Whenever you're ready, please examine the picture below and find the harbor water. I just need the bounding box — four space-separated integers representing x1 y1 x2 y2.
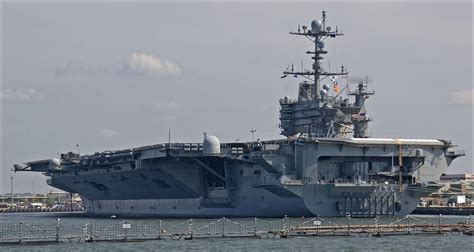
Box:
1 212 473 251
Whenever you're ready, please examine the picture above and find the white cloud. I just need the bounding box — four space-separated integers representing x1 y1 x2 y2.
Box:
125 53 181 76
450 89 473 105
56 53 181 77
152 100 179 110
0 88 45 102
97 128 120 138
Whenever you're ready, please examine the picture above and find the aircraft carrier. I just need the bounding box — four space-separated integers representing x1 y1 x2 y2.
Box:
14 12 464 217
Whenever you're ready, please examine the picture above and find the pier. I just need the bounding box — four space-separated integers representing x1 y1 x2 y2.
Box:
1 215 472 245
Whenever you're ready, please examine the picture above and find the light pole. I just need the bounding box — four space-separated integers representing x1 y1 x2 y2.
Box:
250 129 256 148
250 129 256 143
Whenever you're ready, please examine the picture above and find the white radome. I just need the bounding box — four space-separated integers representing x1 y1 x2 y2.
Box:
49 158 62 170
203 135 221 155
311 19 322 32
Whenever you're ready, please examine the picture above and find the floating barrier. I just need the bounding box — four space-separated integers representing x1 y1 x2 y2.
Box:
0 215 472 245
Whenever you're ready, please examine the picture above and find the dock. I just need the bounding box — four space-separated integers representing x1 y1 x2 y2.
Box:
0 206 84 213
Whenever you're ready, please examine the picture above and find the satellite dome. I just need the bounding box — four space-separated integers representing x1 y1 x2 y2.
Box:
203 135 221 155
323 84 330 91
311 19 322 32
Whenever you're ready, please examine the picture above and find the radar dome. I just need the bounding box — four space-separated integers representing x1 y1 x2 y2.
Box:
311 19 322 32
49 158 62 170
203 135 221 155
320 89 328 97
51 158 61 166
323 84 330 91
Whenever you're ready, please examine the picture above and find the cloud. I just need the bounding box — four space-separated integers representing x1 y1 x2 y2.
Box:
152 100 179 110
56 53 181 77
0 88 45 101
55 61 117 76
124 53 182 76
450 89 473 105
97 128 120 138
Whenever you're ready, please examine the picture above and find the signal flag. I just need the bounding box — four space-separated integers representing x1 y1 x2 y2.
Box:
333 83 340 93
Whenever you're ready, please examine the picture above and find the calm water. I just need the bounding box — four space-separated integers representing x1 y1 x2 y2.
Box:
1 212 473 251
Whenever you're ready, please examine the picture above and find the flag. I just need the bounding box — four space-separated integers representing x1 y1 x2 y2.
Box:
333 83 340 93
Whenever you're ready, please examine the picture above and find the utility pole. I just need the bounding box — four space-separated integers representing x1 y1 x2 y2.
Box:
10 176 14 206
1 179 4 203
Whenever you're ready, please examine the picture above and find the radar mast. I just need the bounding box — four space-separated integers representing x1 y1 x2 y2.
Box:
283 11 348 106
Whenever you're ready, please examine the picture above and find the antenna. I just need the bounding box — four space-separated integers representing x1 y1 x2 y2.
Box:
168 128 171 147
349 76 373 85
322 10 326 30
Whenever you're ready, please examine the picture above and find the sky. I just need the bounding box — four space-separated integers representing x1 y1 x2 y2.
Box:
1 2 472 194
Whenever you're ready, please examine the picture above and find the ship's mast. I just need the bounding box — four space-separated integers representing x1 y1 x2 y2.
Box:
284 11 348 106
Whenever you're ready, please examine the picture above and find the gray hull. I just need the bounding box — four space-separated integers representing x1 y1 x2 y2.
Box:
40 137 458 217
80 198 311 218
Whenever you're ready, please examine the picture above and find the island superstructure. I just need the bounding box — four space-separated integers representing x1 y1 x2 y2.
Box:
14 12 464 217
